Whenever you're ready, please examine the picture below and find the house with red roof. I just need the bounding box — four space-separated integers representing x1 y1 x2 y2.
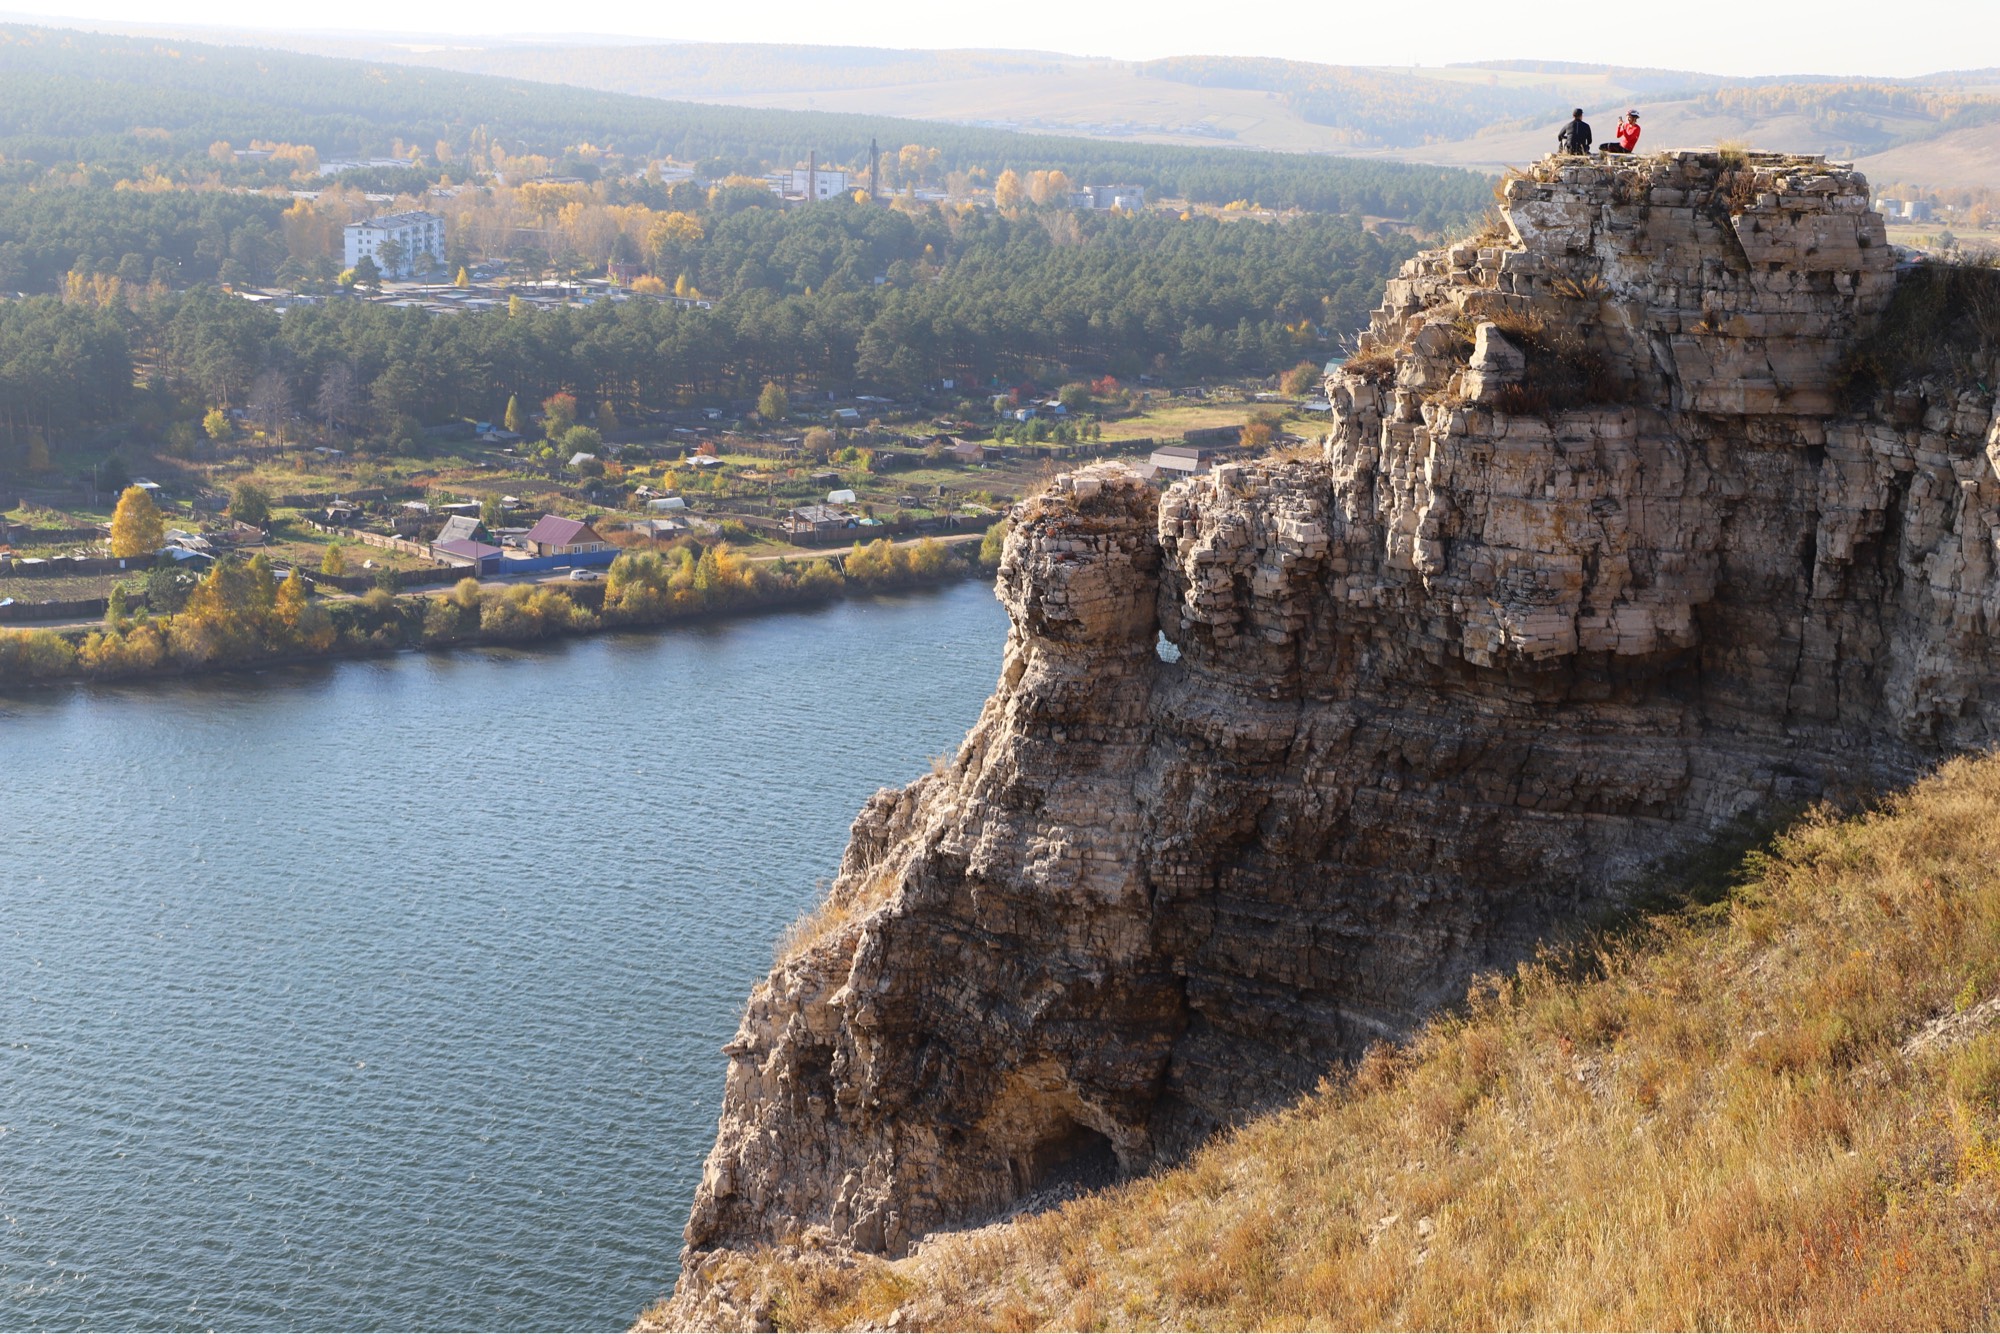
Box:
522 514 612 559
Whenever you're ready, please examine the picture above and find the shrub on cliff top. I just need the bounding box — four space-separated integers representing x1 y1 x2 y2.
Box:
1842 257 2000 404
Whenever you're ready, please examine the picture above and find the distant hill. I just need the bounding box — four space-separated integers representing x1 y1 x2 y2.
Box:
0 24 1492 218
69 24 1997 187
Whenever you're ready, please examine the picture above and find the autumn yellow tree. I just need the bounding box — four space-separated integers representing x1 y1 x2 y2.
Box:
994 169 1026 214
276 568 335 651
1027 169 1073 207
168 556 276 665
1280 361 1322 396
541 392 578 439
645 211 704 270
109 485 165 557
894 144 941 191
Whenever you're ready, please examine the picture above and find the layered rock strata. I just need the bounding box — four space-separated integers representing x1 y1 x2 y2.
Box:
660 151 2000 1323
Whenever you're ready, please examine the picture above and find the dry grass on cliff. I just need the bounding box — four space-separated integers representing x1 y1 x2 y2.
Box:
762 753 2000 1331
774 864 903 968
1841 257 2000 402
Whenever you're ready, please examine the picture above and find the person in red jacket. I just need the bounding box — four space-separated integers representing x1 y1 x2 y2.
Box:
1600 111 1642 154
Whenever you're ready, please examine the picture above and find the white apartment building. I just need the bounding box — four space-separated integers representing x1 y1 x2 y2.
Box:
344 211 446 279
788 167 849 201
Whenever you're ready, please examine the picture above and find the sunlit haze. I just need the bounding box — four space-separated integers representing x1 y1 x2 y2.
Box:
6 0 1997 78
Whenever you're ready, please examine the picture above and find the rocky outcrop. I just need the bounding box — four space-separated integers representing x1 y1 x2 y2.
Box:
655 151 2000 1325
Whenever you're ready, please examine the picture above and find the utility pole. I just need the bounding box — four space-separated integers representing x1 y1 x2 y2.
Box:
807 150 817 205
869 137 880 201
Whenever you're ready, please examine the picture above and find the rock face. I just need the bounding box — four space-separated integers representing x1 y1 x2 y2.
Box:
659 151 2000 1322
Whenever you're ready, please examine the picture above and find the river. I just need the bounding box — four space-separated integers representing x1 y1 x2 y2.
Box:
0 580 1010 1331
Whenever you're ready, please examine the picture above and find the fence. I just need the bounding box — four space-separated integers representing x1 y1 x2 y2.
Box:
275 485 416 508
738 515 973 549
308 522 436 559
486 549 620 574
0 553 157 577
1 524 107 546
0 595 112 623
311 562 467 593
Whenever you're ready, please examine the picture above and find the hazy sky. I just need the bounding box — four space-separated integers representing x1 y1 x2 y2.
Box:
10 0 1997 78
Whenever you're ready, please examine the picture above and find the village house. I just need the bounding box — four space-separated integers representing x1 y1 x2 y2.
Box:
522 514 613 558
631 517 692 539
430 514 485 550
1150 444 1227 475
787 503 857 535
433 537 504 574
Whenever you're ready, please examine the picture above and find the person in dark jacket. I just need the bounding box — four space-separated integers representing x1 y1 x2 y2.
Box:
1558 109 1593 155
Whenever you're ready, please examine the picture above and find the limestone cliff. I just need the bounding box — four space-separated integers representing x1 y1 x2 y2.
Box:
655 151 2000 1327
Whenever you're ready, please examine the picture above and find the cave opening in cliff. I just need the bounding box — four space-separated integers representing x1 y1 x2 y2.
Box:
1014 1118 1120 1199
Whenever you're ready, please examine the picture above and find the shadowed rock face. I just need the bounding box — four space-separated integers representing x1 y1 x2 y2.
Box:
659 151 2000 1324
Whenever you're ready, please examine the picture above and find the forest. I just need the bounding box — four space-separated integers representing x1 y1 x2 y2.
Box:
0 23 1497 482
1 204 1409 465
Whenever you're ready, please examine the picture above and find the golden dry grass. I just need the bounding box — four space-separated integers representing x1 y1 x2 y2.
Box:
745 753 2000 1330
773 862 905 968
1097 403 1257 443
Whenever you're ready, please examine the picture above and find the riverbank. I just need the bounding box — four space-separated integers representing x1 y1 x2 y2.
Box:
0 530 1004 689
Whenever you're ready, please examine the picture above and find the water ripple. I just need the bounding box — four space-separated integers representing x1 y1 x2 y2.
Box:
0 583 1008 1331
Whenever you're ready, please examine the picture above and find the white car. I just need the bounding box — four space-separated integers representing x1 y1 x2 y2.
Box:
568 568 601 581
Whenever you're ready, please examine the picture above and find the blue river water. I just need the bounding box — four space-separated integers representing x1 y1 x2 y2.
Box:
0 580 1010 1331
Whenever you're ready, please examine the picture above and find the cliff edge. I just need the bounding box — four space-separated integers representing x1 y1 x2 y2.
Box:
654 151 2000 1328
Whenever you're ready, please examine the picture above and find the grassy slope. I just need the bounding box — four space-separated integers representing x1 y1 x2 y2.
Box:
675 753 2000 1330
